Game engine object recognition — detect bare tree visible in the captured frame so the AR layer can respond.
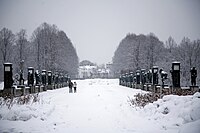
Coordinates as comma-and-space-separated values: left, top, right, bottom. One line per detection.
17, 29, 27, 61
147, 33, 164, 69
31, 23, 58, 71
0, 28, 15, 63
165, 36, 177, 53
11, 29, 29, 83
31, 22, 79, 78
135, 38, 140, 69
14, 29, 28, 70
112, 33, 164, 75
175, 37, 200, 86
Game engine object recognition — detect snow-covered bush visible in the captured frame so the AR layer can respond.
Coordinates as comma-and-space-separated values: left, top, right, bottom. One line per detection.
0, 93, 44, 121
128, 92, 162, 107
0, 94, 39, 109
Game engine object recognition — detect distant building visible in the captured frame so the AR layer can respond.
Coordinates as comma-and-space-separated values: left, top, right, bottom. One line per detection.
78, 65, 97, 79
106, 62, 113, 78
78, 62, 114, 79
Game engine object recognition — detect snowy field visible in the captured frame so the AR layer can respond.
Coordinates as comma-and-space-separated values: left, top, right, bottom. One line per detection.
0, 79, 200, 133
0, 82, 3, 90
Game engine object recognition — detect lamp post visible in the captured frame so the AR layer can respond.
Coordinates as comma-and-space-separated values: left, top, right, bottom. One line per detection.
3, 63, 13, 96
170, 62, 181, 93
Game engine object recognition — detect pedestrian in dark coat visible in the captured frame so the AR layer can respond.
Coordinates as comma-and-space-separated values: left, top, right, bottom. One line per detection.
69, 81, 73, 93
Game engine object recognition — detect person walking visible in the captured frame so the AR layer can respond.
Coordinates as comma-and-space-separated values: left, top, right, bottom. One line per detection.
73, 82, 77, 93
69, 80, 73, 93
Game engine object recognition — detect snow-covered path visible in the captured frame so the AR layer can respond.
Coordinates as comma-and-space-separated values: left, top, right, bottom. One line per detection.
0, 79, 200, 133
48, 79, 161, 133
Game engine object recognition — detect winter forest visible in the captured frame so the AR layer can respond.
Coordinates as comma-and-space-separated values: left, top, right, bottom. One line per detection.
0, 23, 79, 80
1, 1, 200, 133
112, 33, 200, 86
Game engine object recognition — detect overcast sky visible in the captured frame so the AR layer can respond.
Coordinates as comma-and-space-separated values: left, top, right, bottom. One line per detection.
0, 0, 200, 64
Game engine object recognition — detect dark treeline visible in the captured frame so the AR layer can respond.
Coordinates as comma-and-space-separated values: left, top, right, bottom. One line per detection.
0, 22, 79, 81
112, 33, 200, 86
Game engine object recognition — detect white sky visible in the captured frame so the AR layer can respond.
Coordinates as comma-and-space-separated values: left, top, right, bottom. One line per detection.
0, 0, 200, 64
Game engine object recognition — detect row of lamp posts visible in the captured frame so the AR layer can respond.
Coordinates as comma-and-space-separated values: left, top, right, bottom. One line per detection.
2, 63, 70, 97
119, 62, 198, 93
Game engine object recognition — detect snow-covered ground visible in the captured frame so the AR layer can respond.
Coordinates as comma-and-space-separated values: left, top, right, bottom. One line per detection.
0, 82, 3, 90
0, 79, 200, 133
